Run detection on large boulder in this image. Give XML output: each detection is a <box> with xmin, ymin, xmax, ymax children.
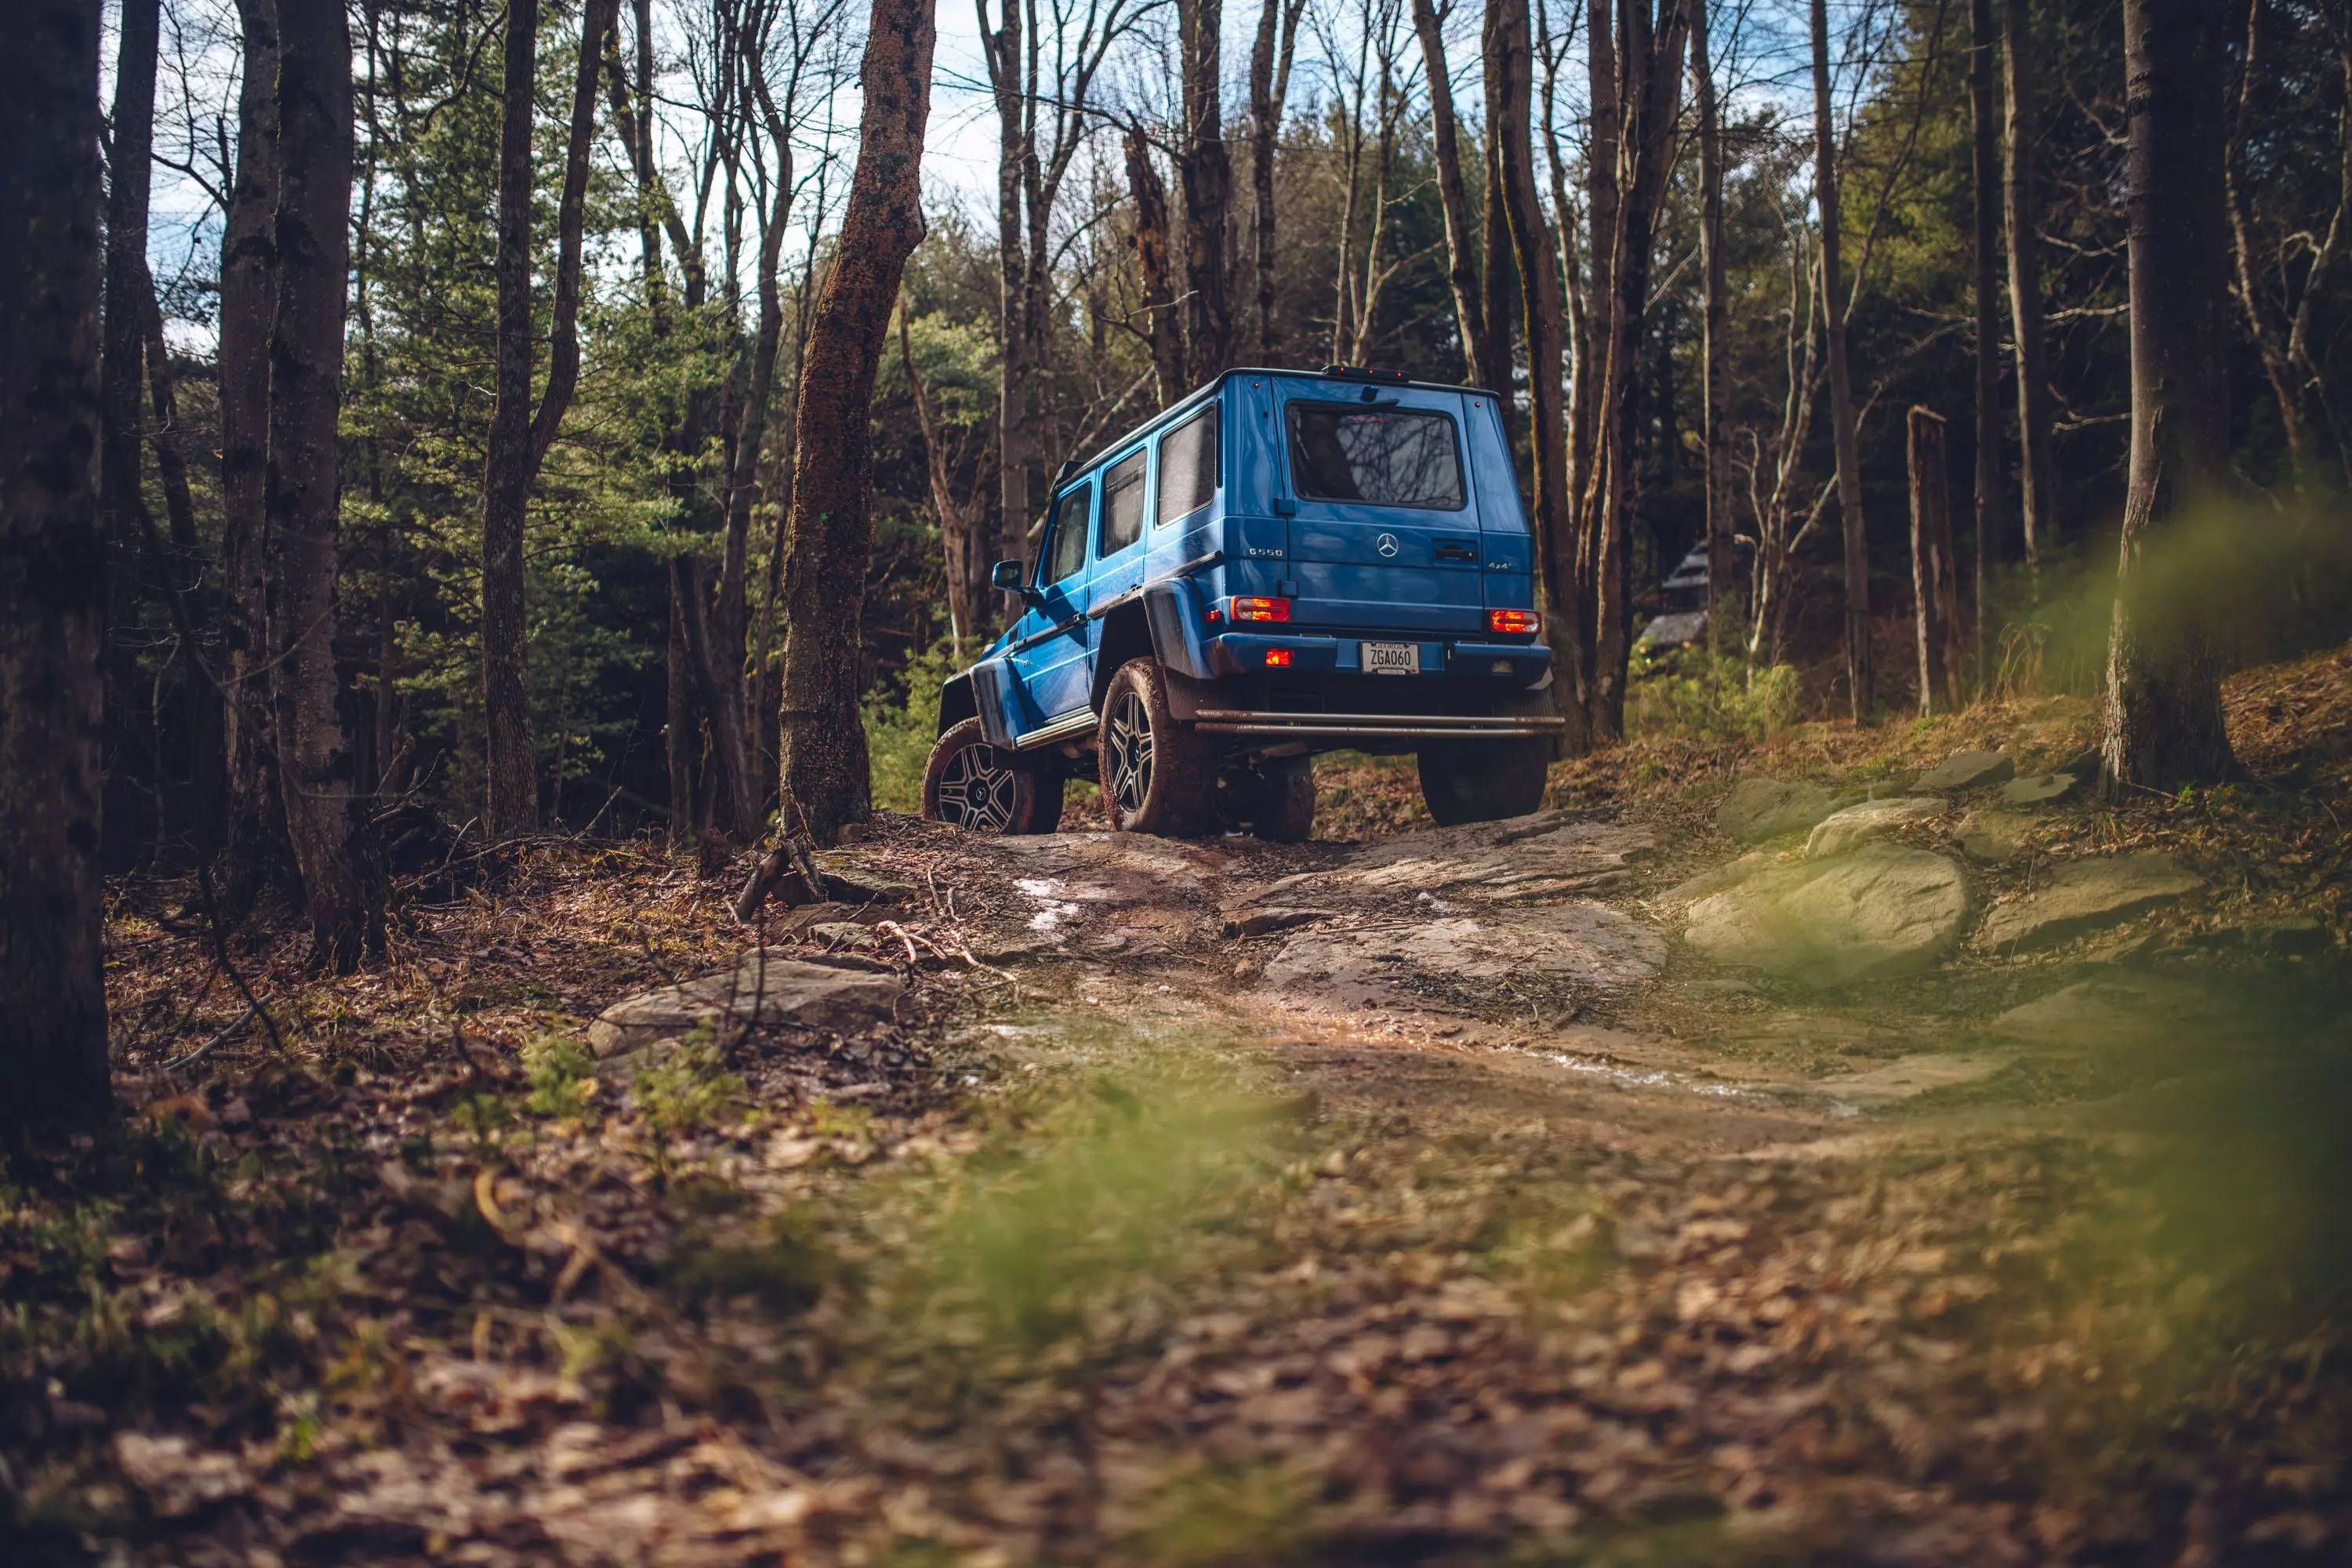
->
<box><xmin>1805</xmin><ymin>796</ymin><xmax>1947</xmax><ymax>859</ymax></box>
<box><xmin>1685</xmin><ymin>844</ymin><xmax>1971</xmax><ymax>987</ymax></box>
<box><xmin>587</xmin><ymin>951</ymin><xmax>904</xmax><ymax>1058</ymax></box>
<box><xmin>1715</xmin><ymin>779</ymin><xmax>1837</xmax><ymax>844</ymax></box>
<box><xmin>1916</xmin><ymin>750</ymin><xmax>2016</xmax><ymax>791</ymax></box>
<box><xmin>1976</xmin><ymin>852</ymin><xmax>2202</xmax><ymax>953</ymax></box>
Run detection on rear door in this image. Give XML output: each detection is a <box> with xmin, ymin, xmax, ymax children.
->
<box><xmin>1276</xmin><ymin>385</ymin><xmax>1485</xmax><ymax>634</ymax></box>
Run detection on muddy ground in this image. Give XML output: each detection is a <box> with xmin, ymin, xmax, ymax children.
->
<box><xmin>10</xmin><ymin>648</ymin><xmax>2352</xmax><ymax>1566</ymax></box>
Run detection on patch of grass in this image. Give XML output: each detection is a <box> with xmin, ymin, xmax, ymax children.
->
<box><xmin>521</xmin><ymin>1033</ymin><xmax>598</xmax><ymax>1120</ymax></box>
<box><xmin>1626</xmin><ymin>644</ymin><xmax>1800</xmax><ymax>743</ymax></box>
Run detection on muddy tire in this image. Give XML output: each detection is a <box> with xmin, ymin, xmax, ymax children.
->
<box><xmin>1417</xmin><ymin>737</ymin><xmax>1549</xmax><ymax>827</ymax></box>
<box><xmin>1215</xmin><ymin>755</ymin><xmax>1316</xmax><ymax>841</ymax></box>
<box><xmin>922</xmin><ymin>718</ymin><xmax>1064</xmax><ymax>834</ymax></box>
<box><xmin>1098</xmin><ymin>658</ymin><xmax>1214</xmax><ymax>836</ymax></box>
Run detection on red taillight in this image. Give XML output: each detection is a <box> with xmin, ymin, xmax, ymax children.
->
<box><xmin>1265</xmin><ymin>648</ymin><xmax>1294</xmax><ymax>668</ymax></box>
<box><xmin>1487</xmin><ymin>608</ymin><xmax>1539</xmax><ymax>634</ymax></box>
<box><xmin>1229</xmin><ymin>596</ymin><xmax>1292</xmax><ymax>623</ymax></box>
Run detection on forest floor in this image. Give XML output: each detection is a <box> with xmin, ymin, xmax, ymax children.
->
<box><xmin>9</xmin><ymin>641</ymin><xmax>2352</xmax><ymax>1567</ymax></box>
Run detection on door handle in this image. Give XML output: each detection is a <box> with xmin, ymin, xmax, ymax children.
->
<box><xmin>1434</xmin><ymin>543</ymin><xmax>1477</xmax><ymax>562</ymax></box>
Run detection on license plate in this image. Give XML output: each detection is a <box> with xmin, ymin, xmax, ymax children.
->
<box><xmin>1361</xmin><ymin>641</ymin><xmax>1419</xmax><ymax>675</ymax></box>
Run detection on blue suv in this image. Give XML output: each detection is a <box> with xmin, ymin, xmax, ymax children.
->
<box><xmin>919</xmin><ymin>365</ymin><xmax>1563</xmax><ymax>838</ymax></box>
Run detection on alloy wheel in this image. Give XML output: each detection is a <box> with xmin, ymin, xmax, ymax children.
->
<box><xmin>1104</xmin><ymin>689</ymin><xmax>1155</xmax><ymax>817</ymax></box>
<box><xmin>933</xmin><ymin>741</ymin><xmax>1017</xmax><ymax>832</ymax></box>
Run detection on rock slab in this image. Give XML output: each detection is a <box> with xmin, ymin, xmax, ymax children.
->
<box><xmin>1976</xmin><ymin>852</ymin><xmax>2202</xmax><ymax>952</ymax></box>
<box><xmin>589</xmin><ymin>951</ymin><xmax>904</xmax><ymax>1057</ymax></box>
<box><xmin>1715</xmin><ymin>779</ymin><xmax>1836</xmax><ymax>844</ymax></box>
<box><xmin>1805</xmin><ymin>796</ymin><xmax>1947</xmax><ymax>859</ymax></box>
<box><xmin>1916</xmin><ymin>750</ymin><xmax>2016</xmax><ymax>791</ymax></box>
<box><xmin>1999</xmin><ymin>771</ymin><xmax>2080</xmax><ymax>808</ymax></box>
<box><xmin>1686</xmin><ymin>844</ymin><xmax>1971</xmax><ymax>987</ymax></box>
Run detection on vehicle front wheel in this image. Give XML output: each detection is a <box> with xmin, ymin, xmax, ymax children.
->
<box><xmin>1417</xmin><ymin>737</ymin><xmax>1549</xmax><ymax>827</ymax></box>
<box><xmin>1098</xmin><ymin>658</ymin><xmax>1214</xmax><ymax>836</ymax></box>
<box><xmin>921</xmin><ymin>718</ymin><xmax>1065</xmax><ymax>834</ymax></box>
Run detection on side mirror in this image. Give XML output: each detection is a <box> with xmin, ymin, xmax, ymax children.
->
<box><xmin>991</xmin><ymin>559</ymin><xmax>1044</xmax><ymax>608</ymax></box>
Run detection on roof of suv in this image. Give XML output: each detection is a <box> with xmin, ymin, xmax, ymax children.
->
<box><xmin>1059</xmin><ymin>365</ymin><xmax>1505</xmax><ymax>483</ymax></box>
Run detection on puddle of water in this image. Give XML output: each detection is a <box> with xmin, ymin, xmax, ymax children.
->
<box><xmin>1014</xmin><ymin>877</ymin><xmax>1083</xmax><ymax>933</ymax></box>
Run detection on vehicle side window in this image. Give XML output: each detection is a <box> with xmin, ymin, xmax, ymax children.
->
<box><xmin>1042</xmin><ymin>481</ymin><xmax>1091</xmax><ymax>586</ymax></box>
<box><xmin>1155</xmin><ymin>405</ymin><xmax>1219</xmax><ymax>527</ymax></box>
<box><xmin>1099</xmin><ymin>451</ymin><xmax>1146</xmax><ymax>556</ymax></box>
<box><xmin>1286</xmin><ymin>403</ymin><xmax>1466</xmax><ymax>510</ymax></box>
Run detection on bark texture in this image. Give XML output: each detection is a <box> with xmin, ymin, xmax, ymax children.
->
<box><xmin>100</xmin><ymin>0</ymin><xmax>162</xmax><ymax>820</ymax></box>
<box><xmin>1125</xmin><ymin>126</ymin><xmax>1185</xmax><ymax>406</ymax></box>
<box><xmin>1692</xmin><ymin>0</ymin><xmax>1733</xmax><ymax>652</ymax></box>
<box><xmin>220</xmin><ymin>0</ymin><xmax>287</xmax><ymax>908</ymax></box>
<box><xmin>267</xmin><ymin>0</ymin><xmax>380</xmax><ymax>970</ymax></box>
<box><xmin>2002</xmin><ymin>0</ymin><xmax>2053</xmax><ymax>557</ymax></box>
<box><xmin>1486</xmin><ymin>0</ymin><xmax>1587</xmax><ymax>754</ymax></box>
<box><xmin>0</xmin><ymin>0</ymin><xmax>112</xmax><ymax>1133</ymax></box>
<box><xmin>1178</xmin><ymin>0</ymin><xmax>1234</xmax><ymax>377</ymax></box>
<box><xmin>1907</xmin><ymin>408</ymin><xmax>1963</xmax><ymax>715</ymax></box>
<box><xmin>1581</xmin><ymin>0</ymin><xmax>1688</xmax><ymax>740</ymax></box>
<box><xmin>1811</xmin><ymin>0</ymin><xmax>1872</xmax><ymax>720</ymax></box>
<box><xmin>776</xmin><ymin>0</ymin><xmax>935</xmax><ymax>845</ymax></box>
<box><xmin>481</xmin><ymin>0</ymin><xmax>617</xmax><ymax>838</ymax></box>
<box><xmin>1248</xmin><ymin>0</ymin><xmax>1305</xmax><ymax>358</ymax></box>
<box><xmin>2103</xmin><ymin>0</ymin><xmax>2237</xmax><ymax>793</ymax></box>
<box><xmin>1970</xmin><ymin>0</ymin><xmax>2004</xmax><ymax>681</ymax></box>
<box><xmin>1413</xmin><ymin>0</ymin><xmax>1486</xmax><ymax>387</ymax></box>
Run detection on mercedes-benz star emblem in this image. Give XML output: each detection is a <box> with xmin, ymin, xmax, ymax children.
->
<box><xmin>1375</xmin><ymin>532</ymin><xmax>1399</xmax><ymax>557</ymax></box>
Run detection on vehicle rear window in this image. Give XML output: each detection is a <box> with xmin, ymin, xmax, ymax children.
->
<box><xmin>1156</xmin><ymin>405</ymin><xmax>1219</xmax><ymax>527</ymax></box>
<box><xmin>1286</xmin><ymin>404</ymin><xmax>1465</xmax><ymax>510</ymax></box>
<box><xmin>1099</xmin><ymin>451</ymin><xmax>1146</xmax><ymax>555</ymax></box>
<box><xmin>1043</xmin><ymin>481</ymin><xmax>1091</xmax><ymax>585</ymax></box>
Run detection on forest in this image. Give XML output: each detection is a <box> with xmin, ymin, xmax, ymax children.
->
<box><xmin>5</xmin><ymin>0</ymin><xmax>2352</xmax><ymax>1560</ymax></box>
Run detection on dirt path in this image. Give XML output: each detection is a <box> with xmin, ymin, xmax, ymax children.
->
<box><xmin>58</xmin><ymin>769</ymin><xmax>2352</xmax><ymax>1566</ymax></box>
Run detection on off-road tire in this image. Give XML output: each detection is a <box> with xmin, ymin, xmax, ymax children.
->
<box><xmin>1417</xmin><ymin>737</ymin><xmax>1549</xmax><ymax>826</ymax></box>
<box><xmin>921</xmin><ymin>718</ymin><xmax>1064</xmax><ymax>834</ymax></box>
<box><xmin>1253</xmin><ymin>756</ymin><xmax>1316</xmax><ymax>842</ymax></box>
<box><xmin>1098</xmin><ymin>658</ymin><xmax>1214</xmax><ymax>836</ymax></box>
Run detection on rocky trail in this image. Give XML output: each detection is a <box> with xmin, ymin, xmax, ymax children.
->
<box><xmin>29</xmin><ymin>670</ymin><xmax>2352</xmax><ymax>1566</ymax></box>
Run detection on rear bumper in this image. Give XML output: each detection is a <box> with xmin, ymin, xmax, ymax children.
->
<box><xmin>1203</xmin><ymin>630</ymin><xmax>1549</xmax><ymax>683</ymax></box>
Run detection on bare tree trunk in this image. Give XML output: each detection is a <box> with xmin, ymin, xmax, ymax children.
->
<box><xmin>268</xmin><ymin>0</ymin><xmax>380</xmax><ymax>970</ymax></box>
<box><xmin>1970</xmin><ymin>0</ymin><xmax>2003</xmax><ymax>684</ymax></box>
<box><xmin>1693</xmin><ymin>0</ymin><xmax>1733</xmax><ymax>653</ymax></box>
<box><xmin>1811</xmin><ymin>0</ymin><xmax>1871</xmax><ymax>721</ymax></box>
<box><xmin>1907</xmin><ymin>408</ymin><xmax>1962</xmax><ymax>714</ymax></box>
<box><xmin>2002</xmin><ymin>0</ymin><xmax>2053</xmax><ymax>559</ymax></box>
<box><xmin>667</xmin><ymin>577</ymin><xmax>698</xmax><ymax>842</ymax></box>
<box><xmin>1249</xmin><ymin>0</ymin><xmax>1306</xmax><ymax>358</ymax></box>
<box><xmin>1414</xmin><ymin>0</ymin><xmax>1486</xmax><ymax>385</ymax></box>
<box><xmin>101</xmin><ymin>0</ymin><xmax>162</xmax><ymax>837</ymax></box>
<box><xmin>142</xmin><ymin>267</ymin><xmax>226</xmax><ymax>839</ymax></box>
<box><xmin>481</xmin><ymin>0</ymin><xmax>617</xmax><ymax>839</ymax></box>
<box><xmin>1179</xmin><ymin>0</ymin><xmax>1234</xmax><ymax>377</ymax></box>
<box><xmin>1585</xmin><ymin>1</ymin><xmax>1688</xmax><ymax>741</ymax></box>
<box><xmin>902</xmin><ymin>307</ymin><xmax>985</xmax><ymax>657</ymax></box>
<box><xmin>777</xmin><ymin>0</ymin><xmax>935</xmax><ymax>845</ymax></box>
<box><xmin>1</xmin><ymin>0</ymin><xmax>111</xmax><ymax>1134</ymax></box>
<box><xmin>1126</xmin><ymin>126</ymin><xmax>1186</xmax><ymax>405</ymax></box>
<box><xmin>1487</xmin><ymin>0</ymin><xmax>1587</xmax><ymax>754</ymax></box>
<box><xmin>980</xmin><ymin>0</ymin><xmax>1035</xmax><ymax>604</ymax></box>
<box><xmin>2103</xmin><ymin>0</ymin><xmax>2236</xmax><ymax>793</ymax></box>
<box><xmin>220</xmin><ymin>0</ymin><xmax>289</xmax><ymax>910</ymax></box>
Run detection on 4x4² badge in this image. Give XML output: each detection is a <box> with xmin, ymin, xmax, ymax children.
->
<box><xmin>1375</xmin><ymin>532</ymin><xmax>1399</xmax><ymax>557</ymax></box>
